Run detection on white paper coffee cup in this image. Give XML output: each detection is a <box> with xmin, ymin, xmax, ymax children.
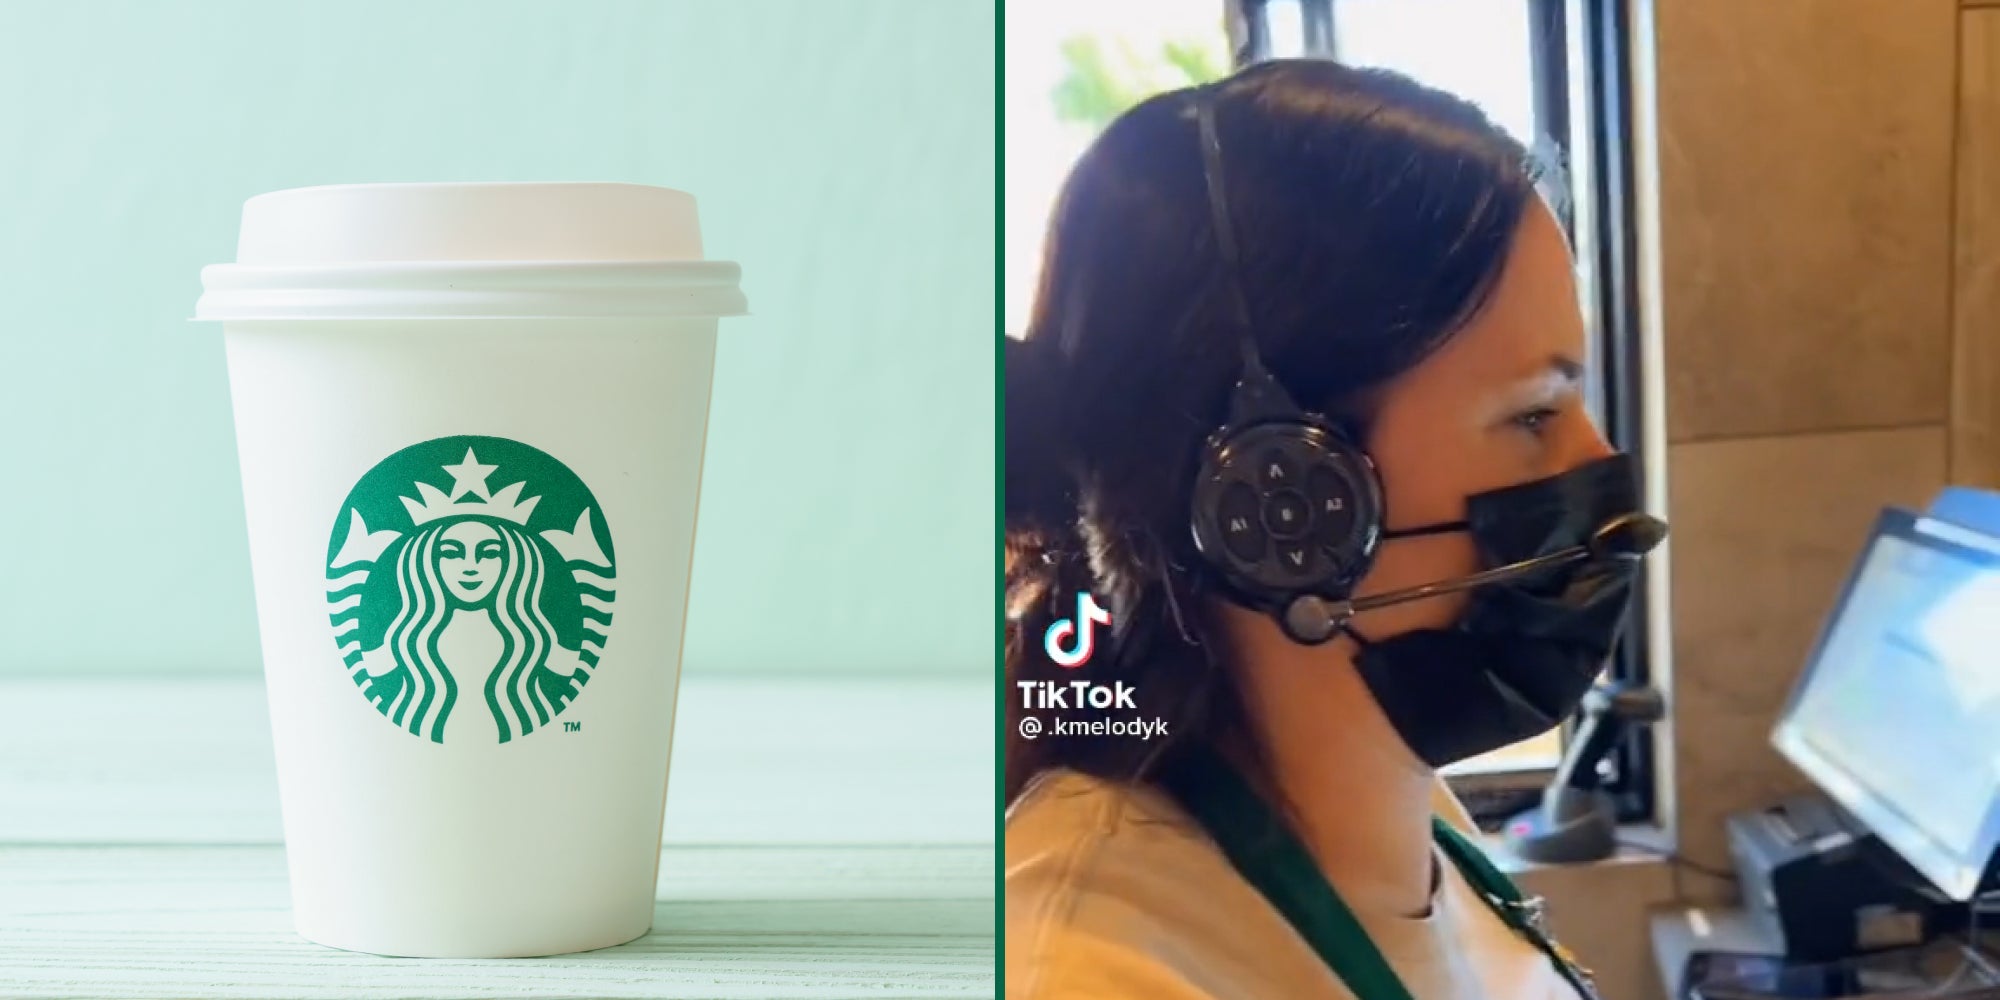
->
<box><xmin>196</xmin><ymin>182</ymin><xmax>745</xmax><ymax>958</ymax></box>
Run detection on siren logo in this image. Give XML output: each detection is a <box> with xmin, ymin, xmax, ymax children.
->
<box><xmin>1043</xmin><ymin>592</ymin><xmax>1111</xmax><ymax>669</ymax></box>
<box><xmin>325</xmin><ymin>435</ymin><xmax>616</xmax><ymax>745</ymax></box>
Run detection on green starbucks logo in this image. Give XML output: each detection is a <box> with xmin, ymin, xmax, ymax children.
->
<box><xmin>325</xmin><ymin>435</ymin><xmax>615</xmax><ymax>744</ymax></box>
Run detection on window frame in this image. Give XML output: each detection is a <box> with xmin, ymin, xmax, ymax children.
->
<box><xmin>1574</xmin><ymin>0</ymin><xmax>1656</xmax><ymax>825</ymax></box>
<box><xmin>1228</xmin><ymin>0</ymin><xmax>1656</xmax><ymax>822</ymax></box>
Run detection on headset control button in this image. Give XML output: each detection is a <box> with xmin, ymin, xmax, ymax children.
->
<box><xmin>1219</xmin><ymin>483</ymin><xmax>1266</xmax><ymax>562</ymax></box>
<box><xmin>1319</xmin><ymin>543</ymin><xmax>1351</xmax><ymax>578</ymax></box>
<box><xmin>1257</xmin><ymin>450</ymin><xmax>1298</xmax><ymax>489</ymax></box>
<box><xmin>1308</xmin><ymin>467</ymin><xmax>1357</xmax><ymax>544</ymax></box>
<box><xmin>1275</xmin><ymin>541</ymin><xmax>1316</xmax><ymax>577</ymax></box>
<box><xmin>1263</xmin><ymin>489</ymin><xmax>1311</xmax><ymax>539</ymax></box>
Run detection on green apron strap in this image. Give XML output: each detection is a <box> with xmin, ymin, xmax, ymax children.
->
<box><xmin>1159</xmin><ymin>745</ymin><xmax>1597</xmax><ymax>1000</ymax></box>
<box><xmin>1158</xmin><ymin>747</ymin><xmax>1417</xmax><ymax>1000</ymax></box>
<box><xmin>1432</xmin><ymin>818</ymin><xmax>1600</xmax><ymax>999</ymax></box>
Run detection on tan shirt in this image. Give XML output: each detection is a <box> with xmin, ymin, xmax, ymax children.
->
<box><xmin>1005</xmin><ymin>768</ymin><xmax>1584</xmax><ymax>999</ymax></box>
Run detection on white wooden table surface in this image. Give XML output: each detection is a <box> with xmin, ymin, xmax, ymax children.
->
<box><xmin>0</xmin><ymin>676</ymin><xmax>995</xmax><ymax>999</ymax></box>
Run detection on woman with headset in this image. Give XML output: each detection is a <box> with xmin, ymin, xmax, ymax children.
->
<box><xmin>1004</xmin><ymin>59</ymin><xmax>1663</xmax><ymax>999</ymax></box>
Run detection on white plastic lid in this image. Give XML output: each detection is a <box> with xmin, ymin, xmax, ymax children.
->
<box><xmin>194</xmin><ymin>182</ymin><xmax>747</xmax><ymax>321</ymax></box>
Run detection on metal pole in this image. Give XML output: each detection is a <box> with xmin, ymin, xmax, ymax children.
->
<box><xmin>1222</xmin><ymin>0</ymin><xmax>1267</xmax><ymax>68</ymax></box>
<box><xmin>1300</xmin><ymin>0</ymin><xmax>1336</xmax><ymax>59</ymax></box>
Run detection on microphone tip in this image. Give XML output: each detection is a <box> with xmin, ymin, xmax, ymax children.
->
<box><xmin>1592</xmin><ymin>512</ymin><xmax>1668</xmax><ymax>559</ymax></box>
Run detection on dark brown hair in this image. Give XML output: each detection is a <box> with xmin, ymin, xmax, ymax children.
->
<box><xmin>1004</xmin><ymin>60</ymin><xmax>1551</xmax><ymax>804</ymax></box>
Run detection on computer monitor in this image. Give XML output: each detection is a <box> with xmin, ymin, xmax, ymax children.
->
<box><xmin>1772</xmin><ymin>506</ymin><xmax>2000</xmax><ymax>901</ymax></box>
<box><xmin>1930</xmin><ymin>486</ymin><xmax>2000</xmax><ymax>539</ymax></box>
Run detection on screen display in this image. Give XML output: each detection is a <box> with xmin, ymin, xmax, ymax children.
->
<box><xmin>1779</xmin><ymin>516</ymin><xmax>2000</xmax><ymax>897</ymax></box>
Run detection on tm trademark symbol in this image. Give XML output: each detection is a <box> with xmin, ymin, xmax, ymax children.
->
<box><xmin>563</xmin><ymin>721</ymin><xmax>582</xmax><ymax>733</ymax></box>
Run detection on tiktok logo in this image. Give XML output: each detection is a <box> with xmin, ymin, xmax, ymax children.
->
<box><xmin>1043</xmin><ymin>592</ymin><xmax>1111</xmax><ymax>669</ymax></box>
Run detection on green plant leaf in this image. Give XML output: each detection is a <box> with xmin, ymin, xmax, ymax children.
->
<box><xmin>1050</xmin><ymin>33</ymin><xmax>1231</xmax><ymax>134</ymax></box>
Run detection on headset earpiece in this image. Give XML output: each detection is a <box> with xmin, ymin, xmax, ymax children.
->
<box><xmin>1187</xmin><ymin>365</ymin><xmax>1386</xmax><ymax>620</ymax></box>
<box><xmin>1182</xmin><ymin>85</ymin><xmax>1388</xmax><ymax>633</ymax></box>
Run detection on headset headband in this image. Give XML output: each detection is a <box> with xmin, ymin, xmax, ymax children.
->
<box><xmin>1194</xmin><ymin>87</ymin><xmax>1264</xmax><ymax>375</ymax></box>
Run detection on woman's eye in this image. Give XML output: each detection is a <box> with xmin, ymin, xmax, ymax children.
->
<box><xmin>1512</xmin><ymin>407</ymin><xmax>1561</xmax><ymax>435</ymax></box>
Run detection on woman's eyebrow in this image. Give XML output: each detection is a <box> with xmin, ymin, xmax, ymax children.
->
<box><xmin>1549</xmin><ymin>354</ymin><xmax>1586</xmax><ymax>382</ymax></box>
<box><xmin>1502</xmin><ymin>355</ymin><xmax>1586</xmax><ymax>402</ymax></box>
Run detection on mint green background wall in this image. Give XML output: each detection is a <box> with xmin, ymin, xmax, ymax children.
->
<box><xmin>0</xmin><ymin>1</ymin><xmax>994</xmax><ymax>675</ymax></box>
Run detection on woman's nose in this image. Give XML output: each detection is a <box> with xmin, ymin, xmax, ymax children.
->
<box><xmin>1579</xmin><ymin>428</ymin><xmax>1614</xmax><ymax>463</ymax></box>
<box><xmin>1570</xmin><ymin>412</ymin><xmax>1615</xmax><ymax>463</ymax></box>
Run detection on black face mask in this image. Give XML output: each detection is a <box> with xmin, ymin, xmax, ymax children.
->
<box><xmin>1347</xmin><ymin>453</ymin><xmax>1649</xmax><ymax>769</ymax></box>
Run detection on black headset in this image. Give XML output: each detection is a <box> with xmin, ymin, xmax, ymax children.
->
<box><xmin>1184</xmin><ymin>85</ymin><xmax>1389</xmax><ymax>645</ymax></box>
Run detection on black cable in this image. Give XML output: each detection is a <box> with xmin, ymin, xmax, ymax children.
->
<box><xmin>1613</xmin><ymin>839</ymin><xmax>1739</xmax><ymax>884</ymax></box>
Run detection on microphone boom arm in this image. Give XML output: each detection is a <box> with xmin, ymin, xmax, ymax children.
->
<box><xmin>1341</xmin><ymin>547</ymin><xmax>1591</xmax><ymax>618</ymax></box>
<box><xmin>1276</xmin><ymin>512</ymin><xmax>1664</xmax><ymax>645</ymax></box>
